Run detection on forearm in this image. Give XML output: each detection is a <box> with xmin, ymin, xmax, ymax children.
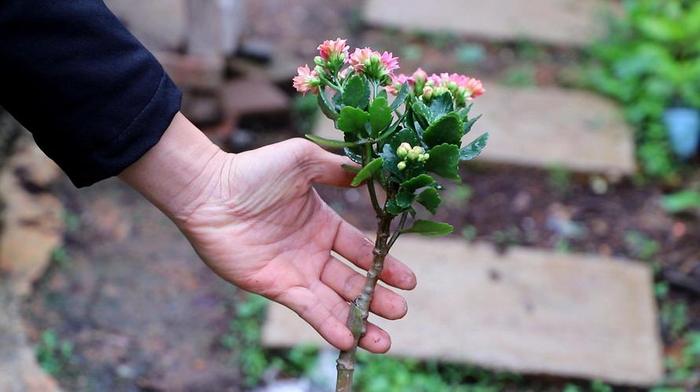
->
<box><xmin>119</xmin><ymin>112</ymin><xmax>231</xmax><ymax>221</ymax></box>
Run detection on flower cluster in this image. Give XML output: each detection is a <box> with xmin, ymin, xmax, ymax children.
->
<box><xmin>293</xmin><ymin>39</ymin><xmax>400</xmax><ymax>93</ymax></box>
<box><xmin>396</xmin><ymin>142</ymin><xmax>429</xmax><ymax>171</ymax></box>
<box><xmin>349</xmin><ymin>48</ymin><xmax>399</xmax><ymax>85</ymax></box>
<box><xmin>388</xmin><ymin>69</ymin><xmax>484</xmax><ymax>107</ymax></box>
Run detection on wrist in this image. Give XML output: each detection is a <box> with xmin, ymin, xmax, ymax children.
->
<box><xmin>119</xmin><ymin>112</ymin><xmax>233</xmax><ymax>221</ymax></box>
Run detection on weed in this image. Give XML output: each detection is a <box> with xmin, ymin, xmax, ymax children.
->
<box><xmin>221</xmin><ymin>294</ymin><xmax>269</xmax><ymax>387</ymax></box>
<box><xmin>660</xmin><ymin>301</ymin><xmax>688</xmax><ymax>341</ymax></box>
<box><xmin>455</xmin><ymin>43</ymin><xmax>486</xmax><ymax>65</ymax></box>
<box><xmin>624</xmin><ymin>230</ymin><xmax>660</xmax><ymax>261</ymax></box>
<box><xmin>51</xmin><ymin>246</ymin><xmax>72</xmax><ymax>268</ymax></box>
<box><xmin>502</xmin><ymin>64</ymin><xmax>537</xmax><ymax>87</ymax></box>
<box><xmin>547</xmin><ymin>166</ymin><xmax>572</xmax><ymax>195</ymax></box>
<box><xmin>36</xmin><ymin>329</ymin><xmax>73</xmax><ymax>376</ymax></box>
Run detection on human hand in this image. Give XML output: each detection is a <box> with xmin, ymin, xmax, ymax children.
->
<box><xmin>177</xmin><ymin>138</ymin><xmax>416</xmax><ymax>353</ymax></box>
<box><xmin>120</xmin><ymin>114</ymin><xmax>416</xmax><ymax>354</ymax></box>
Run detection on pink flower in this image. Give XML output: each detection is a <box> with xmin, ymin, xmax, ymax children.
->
<box><xmin>379</xmin><ymin>51</ymin><xmax>400</xmax><ymax>74</ymax></box>
<box><xmin>387</xmin><ymin>73</ymin><xmax>414</xmax><ymax>95</ymax></box>
<box><xmin>349</xmin><ymin>47</ymin><xmax>400</xmax><ymax>84</ymax></box>
<box><xmin>412</xmin><ymin>68</ymin><xmax>428</xmax><ymax>83</ymax></box>
<box><xmin>463</xmin><ymin>77</ymin><xmax>485</xmax><ymax>98</ymax></box>
<box><xmin>292</xmin><ymin>65</ymin><xmax>320</xmax><ymax>94</ymax></box>
<box><xmin>317</xmin><ymin>38</ymin><xmax>349</xmax><ymax>62</ymax></box>
<box><xmin>349</xmin><ymin>47</ymin><xmax>374</xmax><ymax>72</ymax></box>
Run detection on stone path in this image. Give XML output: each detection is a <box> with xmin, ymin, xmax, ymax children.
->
<box><xmin>313</xmin><ymin>83</ymin><xmax>637</xmax><ymax>175</ymax></box>
<box><xmin>262</xmin><ymin>237</ymin><xmax>663</xmax><ymax>386</ymax></box>
<box><xmin>0</xmin><ymin>134</ymin><xmax>63</xmax><ymax>392</ymax></box>
<box><xmin>0</xmin><ymin>137</ymin><xmax>63</xmax><ymax>296</ymax></box>
<box><xmin>364</xmin><ymin>0</ymin><xmax>615</xmax><ymax>47</ymax></box>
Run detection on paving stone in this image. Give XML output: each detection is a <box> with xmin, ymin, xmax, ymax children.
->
<box><xmin>364</xmin><ymin>0</ymin><xmax>615</xmax><ymax>46</ymax></box>
<box><xmin>313</xmin><ymin>84</ymin><xmax>637</xmax><ymax>175</ymax></box>
<box><xmin>154</xmin><ymin>51</ymin><xmax>225</xmax><ymax>91</ymax></box>
<box><xmin>0</xmin><ymin>140</ymin><xmax>64</xmax><ymax>296</ymax></box>
<box><xmin>262</xmin><ymin>238</ymin><xmax>663</xmax><ymax>386</ymax></box>
<box><xmin>105</xmin><ymin>0</ymin><xmax>187</xmax><ymax>52</ymax></box>
<box><xmin>185</xmin><ymin>0</ymin><xmax>246</xmax><ymax>56</ymax></box>
<box><xmin>222</xmin><ymin>79</ymin><xmax>290</xmax><ymax>118</ymax></box>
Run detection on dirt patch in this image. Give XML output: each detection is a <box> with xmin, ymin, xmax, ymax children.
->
<box><xmin>22</xmin><ymin>179</ymin><xmax>246</xmax><ymax>391</ymax></box>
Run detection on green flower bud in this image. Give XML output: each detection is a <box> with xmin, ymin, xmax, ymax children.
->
<box><xmin>396</xmin><ymin>143</ymin><xmax>411</xmax><ymax>158</ymax></box>
<box><xmin>314</xmin><ymin>56</ymin><xmax>325</xmax><ymax>66</ymax></box>
<box><xmin>418</xmin><ymin>153</ymin><xmax>430</xmax><ymax>162</ymax></box>
<box><xmin>397</xmin><ymin>161</ymin><xmax>407</xmax><ymax>170</ymax></box>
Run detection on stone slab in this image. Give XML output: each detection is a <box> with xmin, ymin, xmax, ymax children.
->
<box><xmin>105</xmin><ymin>0</ymin><xmax>187</xmax><ymax>52</ymax></box>
<box><xmin>222</xmin><ymin>79</ymin><xmax>290</xmax><ymax>118</ymax></box>
<box><xmin>364</xmin><ymin>0</ymin><xmax>614</xmax><ymax>47</ymax></box>
<box><xmin>185</xmin><ymin>0</ymin><xmax>246</xmax><ymax>56</ymax></box>
<box><xmin>0</xmin><ymin>139</ymin><xmax>64</xmax><ymax>296</ymax></box>
<box><xmin>313</xmin><ymin>84</ymin><xmax>637</xmax><ymax>175</ymax></box>
<box><xmin>262</xmin><ymin>238</ymin><xmax>663</xmax><ymax>386</ymax></box>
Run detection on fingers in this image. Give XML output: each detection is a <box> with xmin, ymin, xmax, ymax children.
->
<box><xmin>318</xmin><ymin>283</ymin><xmax>392</xmax><ymax>354</ymax></box>
<box><xmin>321</xmin><ymin>256</ymin><xmax>407</xmax><ymax>320</ymax></box>
<box><xmin>334</xmin><ymin>221</ymin><xmax>417</xmax><ymax>290</ymax></box>
<box><xmin>297</xmin><ymin>139</ymin><xmax>357</xmax><ymax>187</ymax></box>
<box><xmin>276</xmin><ymin>286</ymin><xmax>354</xmax><ymax>351</ymax></box>
<box><xmin>277</xmin><ymin>283</ymin><xmax>393</xmax><ymax>353</ymax></box>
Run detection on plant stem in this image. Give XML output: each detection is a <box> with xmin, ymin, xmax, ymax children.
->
<box><xmin>335</xmin><ymin>212</ymin><xmax>393</xmax><ymax>392</ymax></box>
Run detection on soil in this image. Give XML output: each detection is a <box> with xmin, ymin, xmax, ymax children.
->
<box><xmin>22</xmin><ymin>179</ymin><xmax>246</xmax><ymax>392</ymax></box>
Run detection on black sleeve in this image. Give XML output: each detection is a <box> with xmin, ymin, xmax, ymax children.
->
<box><xmin>0</xmin><ymin>0</ymin><xmax>182</xmax><ymax>187</ymax></box>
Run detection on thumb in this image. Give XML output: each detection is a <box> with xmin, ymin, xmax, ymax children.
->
<box><xmin>302</xmin><ymin>139</ymin><xmax>359</xmax><ymax>187</ymax></box>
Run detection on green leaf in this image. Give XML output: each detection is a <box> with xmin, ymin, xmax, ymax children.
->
<box><xmin>351</xmin><ymin>157</ymin><xmax>384</xmax><ymax>186</ymax></box>
<box><xmin>390</xmin><ymin>83</ymin><xmax>410</xmax><ymax>110</ymax></box>
<box><xmin>459</xmin><ymin>133</ymin><xmax>489</xmax><ymax>161</ymax></box>
<box><xmin>456</xmin><ymin>103</ymin><xmax>472</xmax><ymax>121</ymax></box>
<box><xmin>402</xmin><ymin>219</ymin><xmax>453</xmax><ymax>236</ymax></box>
<box><xmin>660</xmin><ymin>190</ymin><xmax>700</xmax><ymax>213</ymax></box>
<box><xmin>429</xmin><ymin>92</ymin><xmax>454</xmax><ymax>119</ymax></box>
<box><xmin>337</xmin><ymin>106</ymin><xmax>370</xmax><ymax>135</ymax></box>
<box><xmin>463</xmin><ymin>114</ymin><xmax>481</xmax><ymax>136</ymax></box>
<box><xmin>411</xmin><ymin>100</ymin><xmax>432</xmax><ymax>128</ymax></box>
<box><xmin>343</xmin><ymin>75</ymin><xmax>370</xmax><ymax>109</ymax></box>
<box><xmin>317</xmin><ymin>91</ymin><xmax>339</xmax><ymax>120</ymax></box>
<box><xmin>423</xmin><ymin>113</ymin><xmax>463</xmax><ymax>147</ymax></box>
<box><xmin>387</xmin><ymin>127</ymin><xmax>420</xmax><ymax>150</ymax></box>
<box><xmin>305</xmin><ymin>134</ymin><xmax>366</xmax><ymax>148</ymax></box>
<box><xmin>425</xmin><ymin>144</ymin><xmax>461</xmax><ymax>181</ymax></box>
<box><xmin>401</xmin><ymin>174</ymin><xmax>435</xmax><ymax>192</ymax></box>
<box><xmin>416</xmin><ymin>188</ymin><xmax>441</xmax><ymax>214</ymax></box>
<box><xmin>380</xmin><ymin>143</ymin><xmax>401</xmax><ymax>177</ymax></box>
<box><xmin>369</xmin><ymin>97</ymin><xmax>393</xmax><ymax>137</ymax></box>
<box><xmin>386</xmin><ymin>190</ymin><xmax>415</xmax><ymax>215</ymax></box>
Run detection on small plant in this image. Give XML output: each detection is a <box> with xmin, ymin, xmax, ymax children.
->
<box><xmin>293</xmin><ymin>38</ymin><xmax>488</xmax><ymax>391</ymax></box>
<box><xmin>36</xmin><ymin>329</ymin><xmax>73</xmax><ymax>376</ymax></box>
<box><xmin>660</xmin><ymin>301</ymin><xmax>689</xmax><ymax>341</ymax></box>
<box><xmin>220</xmin><ymin>294</ymin><xmax>269</xmax><ymax>387</ymax></box>
<box><xmin>624</xmin><ymin>230</ymin><xmax>660</xmax><ymax>261</ymax></box>
<box><xmin>548</xmin><ymin>165</ymin><xmax>572</xmax><ymax>195</ymax></box>
<box><xmin>660</xmin><ymin>189</ymin><xmax>700</xmax><ymax>214</ymax></box>
<box><xmin>586</xmin><ymin>0</ymin><xmax>700</xmax><ymax>179</ymax></box>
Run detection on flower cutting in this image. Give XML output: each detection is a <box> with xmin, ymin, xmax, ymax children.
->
<box><xmin>293</xmin><ymin>38</ymin><xmax>489</xmax><ymax>392</ymax></box>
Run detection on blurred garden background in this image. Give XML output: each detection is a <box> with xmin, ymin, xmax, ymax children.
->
<box><xmin>0</xmin><ymin>0</ymin><xmax>698</xmax><ymax>391</ymax></box>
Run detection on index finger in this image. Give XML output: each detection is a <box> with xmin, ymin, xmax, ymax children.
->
<box><xmin>333</xmin><ymin>220</ymin><xmax>417</xmax><ymax>290</ymax></box>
